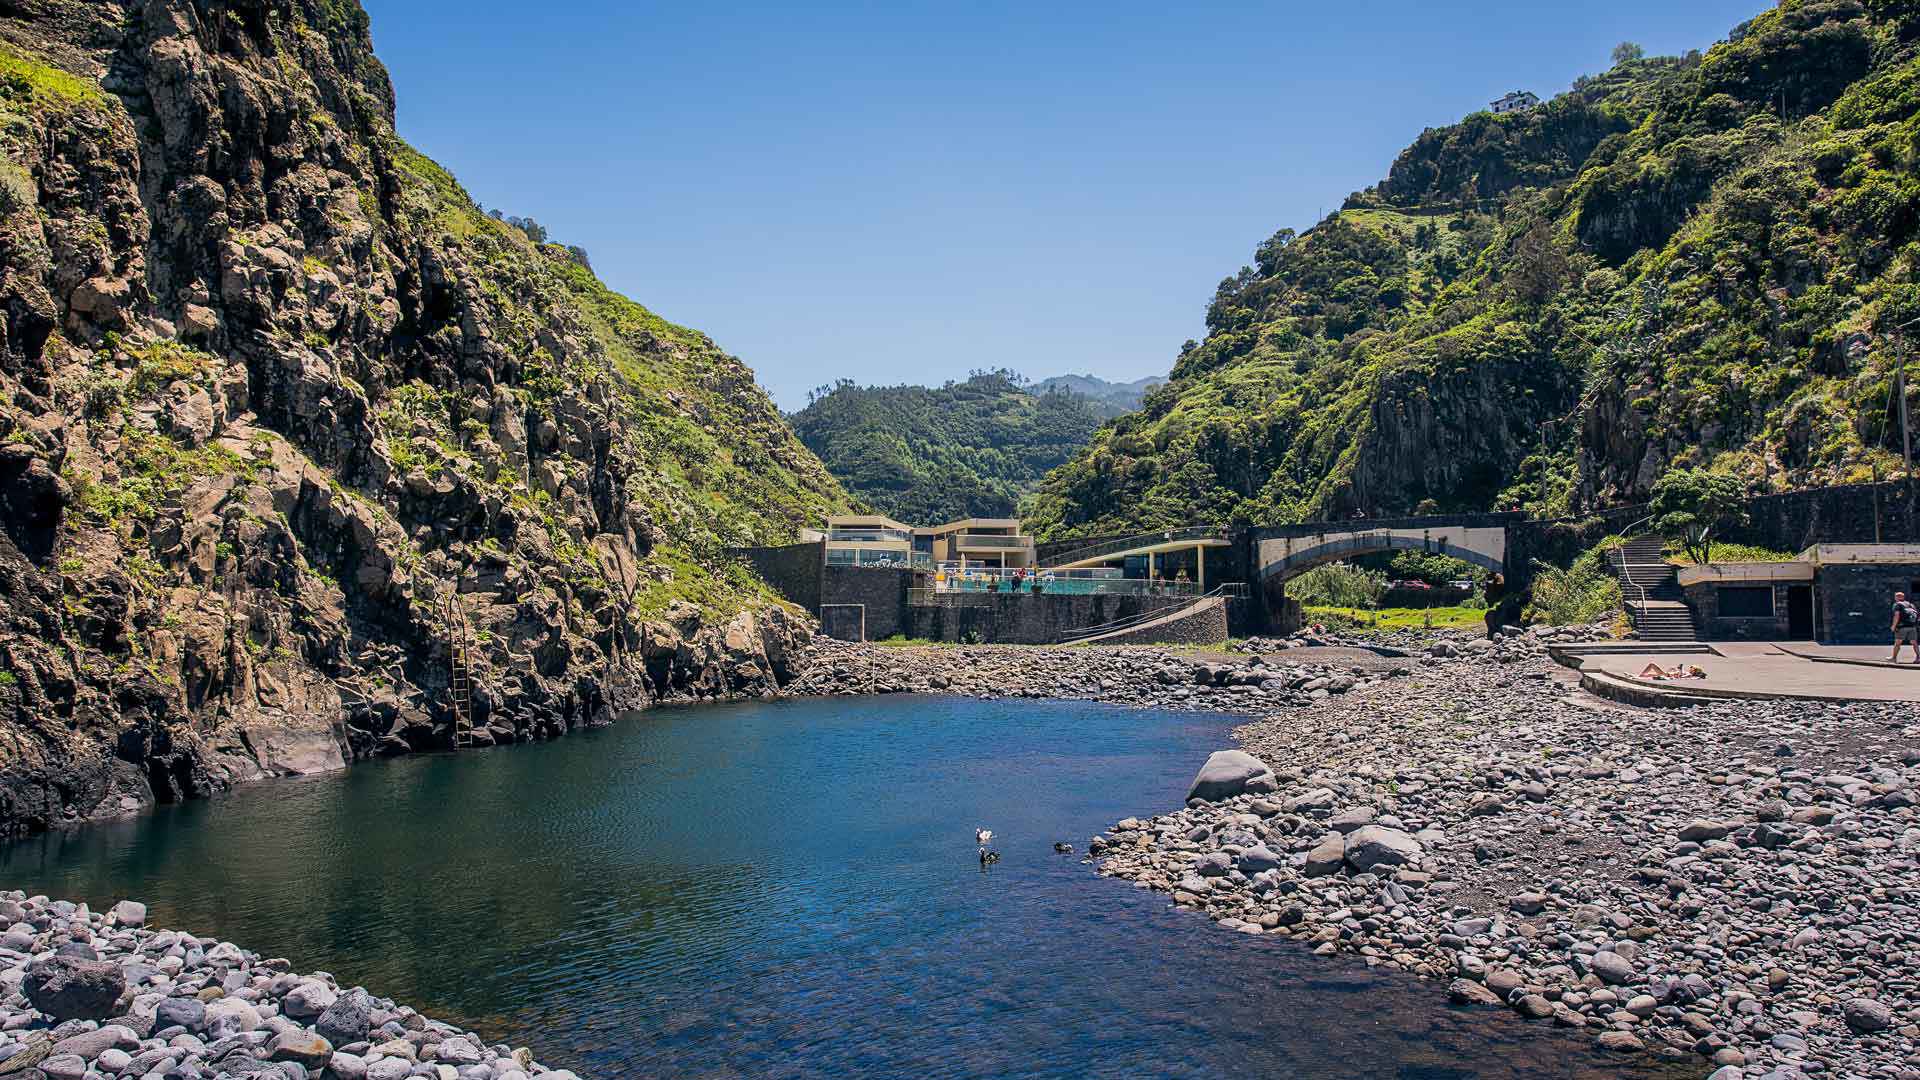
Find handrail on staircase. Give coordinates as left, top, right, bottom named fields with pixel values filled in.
left=1609, top=518, right=1665, bottom=636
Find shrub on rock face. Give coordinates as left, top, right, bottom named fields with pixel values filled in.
left=23, top=954, right=127, bottom=1021
left=1186, top=750, right=1277, bottom=802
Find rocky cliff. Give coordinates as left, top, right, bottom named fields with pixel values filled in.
left=1025, top=0, right=1920, bottom=538
left=0, top=0, right=849, bottom=836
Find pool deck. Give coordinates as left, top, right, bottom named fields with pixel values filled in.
left=1558, top=641, right=1920, bottom=704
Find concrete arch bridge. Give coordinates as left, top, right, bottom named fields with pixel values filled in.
left=1254, top=521, right=1510, bottom=585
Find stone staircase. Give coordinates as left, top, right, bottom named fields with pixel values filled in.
left=1609, top=536, right=1701, bottom=642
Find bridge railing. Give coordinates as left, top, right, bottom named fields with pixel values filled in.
left=1041, top=526, right=1229, bottom=568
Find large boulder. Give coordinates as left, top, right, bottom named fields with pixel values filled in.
left=281, top=979, right=337, bottom=1020
left=1233, top=845, right=1283, bottom=875
left=1589, top=950, right=1637, bottom=987
left=1843, top=997, right=1894, bottom=1034
left=316, top=989, right=372, bottom=1046
left=23, top=955, right=127, bottom=1021
left=107, top=900, right=147, bottom=928
left=1304, top=833, right=1346, bottom=877
left=1186, top=751, right=1277, bottom=802
left=1342, top=825, right=1422, bottom=873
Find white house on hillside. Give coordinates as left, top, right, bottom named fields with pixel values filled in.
left=1490, top=90, right=1541, bottom=115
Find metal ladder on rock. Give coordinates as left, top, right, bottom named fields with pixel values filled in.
left=444, top=594, right=477, bottom=748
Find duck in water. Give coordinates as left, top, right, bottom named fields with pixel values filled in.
left=976, top=827, right=999, bottom=867
left=1053, top=842, right=1073, bottom=855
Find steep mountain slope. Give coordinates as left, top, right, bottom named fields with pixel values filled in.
left=1025, top=0, right=1920, bottom=539
left=790, top=372, right=1102, bottom=522
left=0, top=0, right=847, bottom=834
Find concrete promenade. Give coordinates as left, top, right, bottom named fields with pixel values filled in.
left=1569, top=641, right=1920, bottom=703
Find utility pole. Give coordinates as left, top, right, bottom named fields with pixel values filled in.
left=1899, top=340, right=1912, bottom=482
left=1873, top=459, right=1883, bottom=543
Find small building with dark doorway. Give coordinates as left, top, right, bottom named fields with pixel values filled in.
left=1677, top=544, right=1920, bottom=644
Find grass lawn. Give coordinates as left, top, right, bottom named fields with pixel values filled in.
left=1305, top=605, right=1488, bottom=632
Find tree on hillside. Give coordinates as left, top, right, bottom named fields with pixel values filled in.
left=1508, top=217, right=1568, bottom=305
left=1612, top=41, right=1645, bottom=65
left=1651, top=468, right=1750, bottom=563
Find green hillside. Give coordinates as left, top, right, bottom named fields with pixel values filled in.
left=1025, top=0, right=1920, bottom=539
left=790, top=372, right=1106, bottom=523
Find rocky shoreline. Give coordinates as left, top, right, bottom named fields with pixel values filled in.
left=781, top=624, right=1607, bottom=707
left=787, top=628, right=1920, bottom=1079
left=1055, top=643, right=1919, bottom=1080
left=0, top=892, right=568, bottom=1080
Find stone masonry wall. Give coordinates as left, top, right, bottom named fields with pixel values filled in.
left=1819, top=563, right=1920, bottom=644
left=732, top=542, right=825, bottom=614
left=1682, top=580, right=1795, bottom=642
left=821, top=566, right=912, bottom=641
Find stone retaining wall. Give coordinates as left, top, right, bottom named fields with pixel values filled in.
left=731, top=542, right=824, bottom=613
left=908, top=593, right=1191, bottom=645
left=1076, top=598, right=1228, bottom=647
left=821, top=566, right=912, bottom=641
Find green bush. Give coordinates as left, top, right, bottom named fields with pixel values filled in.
left=1387, top=549, right=1484, bottom=587
left=1526, top=552, right=1621, bottom=625
left=1286, top=562, right=1385, bottom=608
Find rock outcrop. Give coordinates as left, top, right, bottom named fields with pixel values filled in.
left=0, top=1, right=847, bottom=836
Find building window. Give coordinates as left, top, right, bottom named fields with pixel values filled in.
left=1718, top=586, right=1774, bottom=618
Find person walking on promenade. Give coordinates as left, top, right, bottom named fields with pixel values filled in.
left=1891, top=591, right=1920, bottom=663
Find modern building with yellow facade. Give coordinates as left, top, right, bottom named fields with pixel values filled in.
left=816, top=515, right=1036, bottom=569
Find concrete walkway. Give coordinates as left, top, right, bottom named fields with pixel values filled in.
left=1569, top=641, right=1920, bottom=703
left=1774, top=642, right=1920, bottom=670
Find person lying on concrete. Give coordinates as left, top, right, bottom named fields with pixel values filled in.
left=1638, top=663, right=1706, bottom=681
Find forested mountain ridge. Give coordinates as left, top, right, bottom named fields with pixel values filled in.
left=0, top=0, right=847, bottom=834
left=1024, top=0, right=1920, bottom=540
left=790, top=372, right=1104, bottom=522
left=1032, top=373, right=1165, bottom=418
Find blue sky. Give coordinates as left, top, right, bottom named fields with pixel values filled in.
left=360, top=0, right=1762, bottom=410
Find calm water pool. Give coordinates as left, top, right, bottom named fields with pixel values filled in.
left=0, top=696, right=1688, bottom=1078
